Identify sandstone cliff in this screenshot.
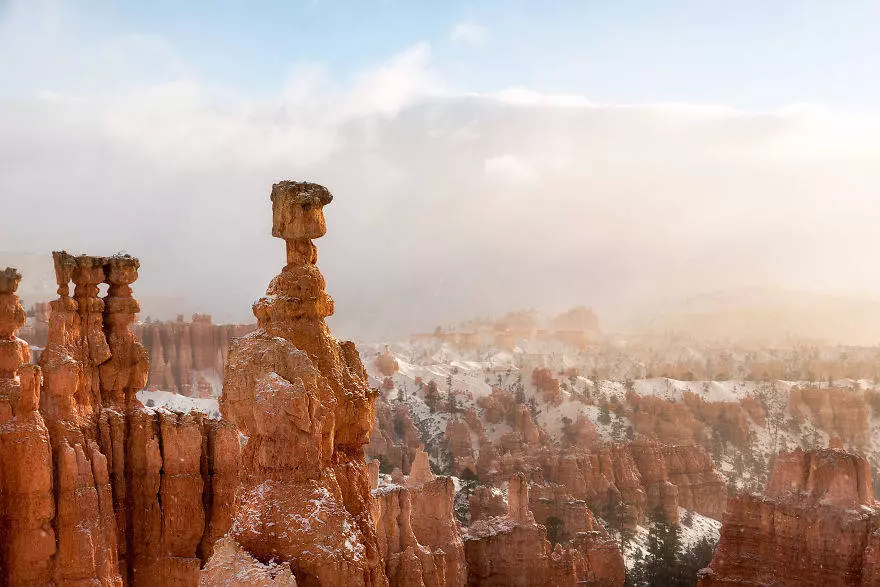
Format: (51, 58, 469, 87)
(463, 473, 624, 586)
(0, 256, 239, 586)
(700, 447, 880, 586)
(371, 449, 466, 586)
(137, 314, 254, 398)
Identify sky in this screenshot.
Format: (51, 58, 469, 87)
(2, 0, 880, 339)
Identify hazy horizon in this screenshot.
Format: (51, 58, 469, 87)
(3, 1, 880, 340)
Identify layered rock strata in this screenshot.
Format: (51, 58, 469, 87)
(699, 447, 880, 586)
(463, 473, 624, 586)
(0, 255, 239, 586)
(371, 449, 466, 586)
(534, 440, 725, 525)
(136, 315, 254, 397)
(0, 267, 56, 585)
(208, 181, 384, 585)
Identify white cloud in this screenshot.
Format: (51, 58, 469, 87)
(484, 155, 540, 185)
(350, 42, 440, 115)
(450, 19, 489, 45)
(494, 87, 595, 108)
(3, 1, 880, 340)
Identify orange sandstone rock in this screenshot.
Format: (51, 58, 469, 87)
(700, 447, 880, 586)
(201, 536, 298, 586)
(375, 345, 400, 377)
(0, 270, 56, 585)
(788, 385, 870, 447)
(463, 473, 623, 586)
(137, 315, 254, 397)
(2, 258, 239, 586)
(208, 181, 384, 586)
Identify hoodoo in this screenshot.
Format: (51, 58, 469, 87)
(207, 181, 385, 585)
(0, 254, 239, 586)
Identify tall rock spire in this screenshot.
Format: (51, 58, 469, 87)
(0, 268, 29, 405)
(214, 181, 385, 585)
(99, 254, 149, 408)
(0, 268, 57, 584)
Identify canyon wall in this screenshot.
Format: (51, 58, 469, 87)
(137, 315, 254, 398)
(0, 255, 239, 586)
(699, 447, 880, 586)
(463, 473, 625, 586)
(18, 306, 253, 398)
(371, 449, 466, 586)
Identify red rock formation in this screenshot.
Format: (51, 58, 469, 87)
(468, 486, 507, 522)
(532, 368, 562, 405)
(137, 315, 254, 397)
(551, 307, 600, 349)
(513, 406, 542, 444)
(788, 385, 870, 447)
(507, 472, 535, 525)
(373, 485, 447, 586)
(566, 413, 599, 448)
(445, 416, 477, 476)
(409, 448, 434, 485)
(528, 484, 625, 585)
(200, 536, 297, 586)
(628, 393, 704, 445)
(476, 387, 513, 425)
(208, 181, 384, 585)
(371, 452, 466, 587)
(738, 395, 765, 427)
(0, 268, 56, 585)
(662, 445, 727, 520)
(539, 440, 725, 525)
(407, 472, 466, 587)
(700, 447, 880, 586)
(2, 257, 240, 586)
(681, 392, 750, 445)
(529, 484, 603, 542)
(463, 473, 623, 586)
(366, 400, 422, 474)
(375, 345, 400, 377)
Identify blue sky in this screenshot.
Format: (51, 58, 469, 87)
(5, 0, 880, 110)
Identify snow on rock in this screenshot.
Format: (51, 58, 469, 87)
(137, 389, 221, 418)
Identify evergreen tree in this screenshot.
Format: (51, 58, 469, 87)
(611, 416, 624, 440)
(455, 467, 479, 525)
(635, 506, 683, 586)
(561, 416, 574, 445)
(676, 537, 716, 585)
(545, 516, 565, 546)
(374, 455, 393, 475)
(448, 388, 458, 413)
(425, 380, 440, 412)
(599, 403, 612, 425)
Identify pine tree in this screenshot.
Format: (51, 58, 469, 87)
(642, 506, 681, 586)
(599, 403, 612, 425)
(426, 380, 439, 412)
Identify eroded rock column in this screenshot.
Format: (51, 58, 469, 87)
(0, 268, 56, 585)
(213, 181, 384, 585)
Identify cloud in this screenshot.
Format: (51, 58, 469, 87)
(350, 42, 440, 115)
(3, 1, 880, 341)
(484, 155, 539, 185)
(493, 88, 595, 108)
(450, 19, 489, 45)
